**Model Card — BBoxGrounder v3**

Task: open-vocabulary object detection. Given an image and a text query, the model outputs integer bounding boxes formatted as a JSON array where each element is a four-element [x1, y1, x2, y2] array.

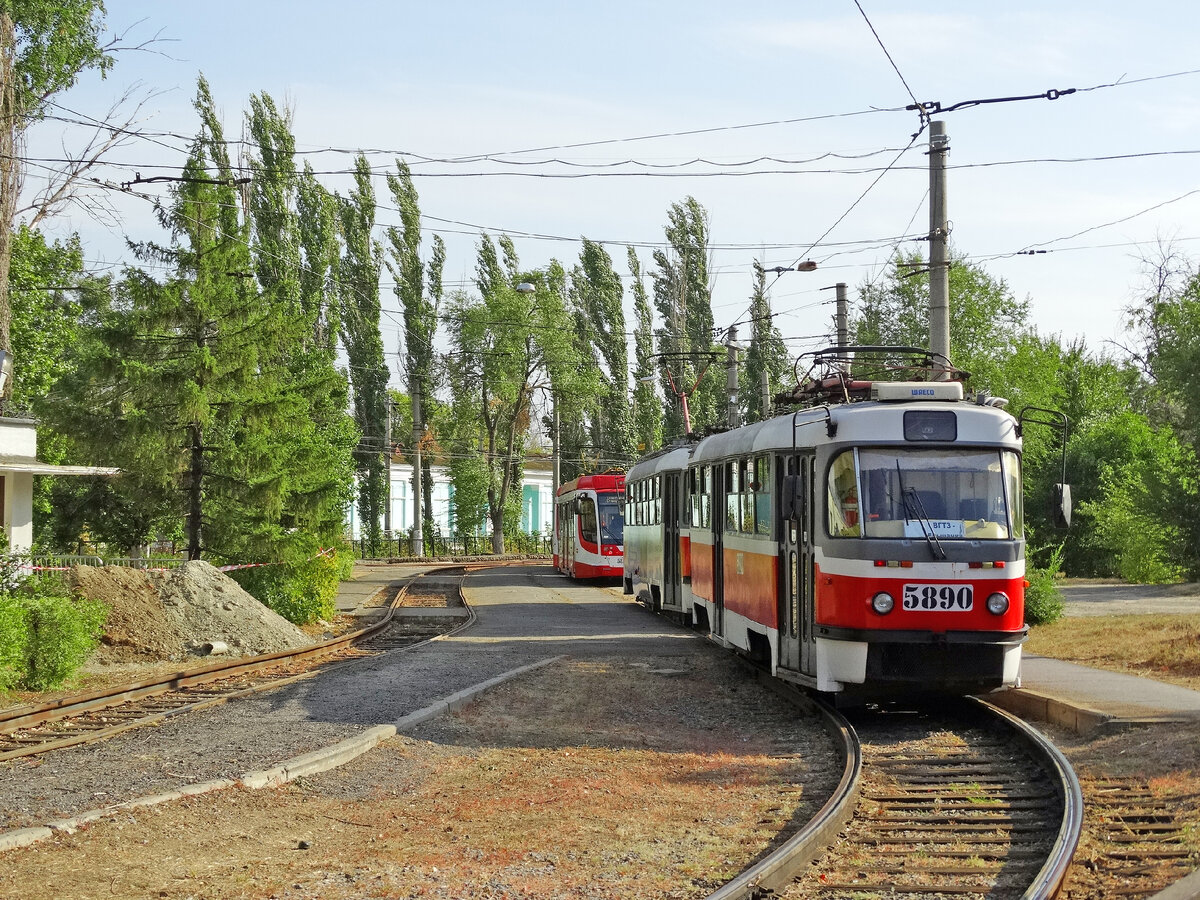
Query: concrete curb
[[986, 688, 1113, 735], [393, 655, 565, 731], [0, 655, 567, 853], [0, 827, 53, 852], [240, 725, 398, 790], [1148, 867, 1200, 900]]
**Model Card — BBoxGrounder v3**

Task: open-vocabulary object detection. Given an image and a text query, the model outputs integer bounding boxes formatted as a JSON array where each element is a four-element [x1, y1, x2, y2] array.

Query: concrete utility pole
[[834, 282, 849, 347], [383, 405, 392, 536], [725, 325, 741, 429], [412, 389, 424, 557], [552, 400, 560, 491], [928, 120, 951, 378]]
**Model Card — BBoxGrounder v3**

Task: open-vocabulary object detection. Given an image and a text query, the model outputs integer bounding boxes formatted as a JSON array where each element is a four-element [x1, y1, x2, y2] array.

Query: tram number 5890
[[902, 584, 974, 611]]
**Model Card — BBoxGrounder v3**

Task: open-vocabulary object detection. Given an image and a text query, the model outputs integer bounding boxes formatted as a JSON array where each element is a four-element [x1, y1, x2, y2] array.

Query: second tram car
[[625, 352, 1050, 699], [554, 473, 626, 579], [624, 444, 694, 617]]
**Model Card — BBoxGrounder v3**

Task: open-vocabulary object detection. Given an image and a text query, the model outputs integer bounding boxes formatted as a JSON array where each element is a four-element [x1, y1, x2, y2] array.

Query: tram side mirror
[[782, 474, 802, 520], [1053, 483, 1072, 529], [572, 498, 583, 515]]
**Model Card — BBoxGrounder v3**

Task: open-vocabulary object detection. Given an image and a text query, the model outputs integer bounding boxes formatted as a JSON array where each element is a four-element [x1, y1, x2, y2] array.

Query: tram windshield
[[828, 448, 1022, 540], [598, 494, 624, 545]]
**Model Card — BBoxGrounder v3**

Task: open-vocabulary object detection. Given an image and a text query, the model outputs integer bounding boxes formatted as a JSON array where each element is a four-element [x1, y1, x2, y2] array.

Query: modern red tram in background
[[553, 472, 626, 579], [625, 348, 1066, 699]]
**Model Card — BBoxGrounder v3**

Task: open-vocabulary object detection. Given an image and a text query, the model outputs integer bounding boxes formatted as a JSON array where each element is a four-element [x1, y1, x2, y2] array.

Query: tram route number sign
[[902, 583, 974, 611]]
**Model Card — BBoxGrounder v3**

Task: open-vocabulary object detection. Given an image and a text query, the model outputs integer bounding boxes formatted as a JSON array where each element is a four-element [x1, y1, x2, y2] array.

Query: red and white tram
[[624, 444, 694, 618], [553, 473, 626, 579], [626, 355, 1045, 698]]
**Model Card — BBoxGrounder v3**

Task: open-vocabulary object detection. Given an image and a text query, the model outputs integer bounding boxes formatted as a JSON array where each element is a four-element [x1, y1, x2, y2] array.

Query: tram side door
[[778, 453, 816, 673], [663, 473, 680, 608], [711, 461, 726, 638], [559, 501, 575, 573]]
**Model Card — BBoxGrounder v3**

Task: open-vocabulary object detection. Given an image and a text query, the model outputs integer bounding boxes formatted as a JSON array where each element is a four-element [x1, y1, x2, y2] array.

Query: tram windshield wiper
[[902, 485, 947, 561]]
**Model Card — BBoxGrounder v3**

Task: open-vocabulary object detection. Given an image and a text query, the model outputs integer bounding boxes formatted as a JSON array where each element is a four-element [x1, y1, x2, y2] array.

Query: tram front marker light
[[871, 592, 895, 615], [986, 592, 1010, 615]]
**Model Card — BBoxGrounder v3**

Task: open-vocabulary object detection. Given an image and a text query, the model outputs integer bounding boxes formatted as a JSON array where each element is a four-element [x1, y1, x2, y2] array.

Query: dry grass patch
[[1026, 614, 1200, 691]]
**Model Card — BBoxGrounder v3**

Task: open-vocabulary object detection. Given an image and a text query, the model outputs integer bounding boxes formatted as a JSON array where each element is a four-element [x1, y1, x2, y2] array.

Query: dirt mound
[[67, 565, 189, 662], [68, 561, 312, 663], [153, 561, 311, 657]]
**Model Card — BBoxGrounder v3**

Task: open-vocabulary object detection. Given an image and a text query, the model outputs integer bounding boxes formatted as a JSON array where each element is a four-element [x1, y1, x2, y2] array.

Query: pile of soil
[[67, 561, 312, 664]]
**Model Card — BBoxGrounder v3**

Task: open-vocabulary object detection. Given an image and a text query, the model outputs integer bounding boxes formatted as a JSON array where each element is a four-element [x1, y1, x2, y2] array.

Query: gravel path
[[0, 565, 697, 832]]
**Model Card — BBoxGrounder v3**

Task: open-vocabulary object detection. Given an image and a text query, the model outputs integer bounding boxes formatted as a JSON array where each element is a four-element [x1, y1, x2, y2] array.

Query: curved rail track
[[0, 564, 480, 762], [709, 691, 1083, 900]]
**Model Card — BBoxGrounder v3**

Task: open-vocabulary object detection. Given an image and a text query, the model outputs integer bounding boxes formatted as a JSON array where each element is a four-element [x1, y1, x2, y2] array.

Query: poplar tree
[[742, 261, 791, 422], [628, 246, 662, 453], [385, 160, 445, 537], [570, 238, 632, 468], [337, 154, 388, 555], [653, 197, 718, 438]]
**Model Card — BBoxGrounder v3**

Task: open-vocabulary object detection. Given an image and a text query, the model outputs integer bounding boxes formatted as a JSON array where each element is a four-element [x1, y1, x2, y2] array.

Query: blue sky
[[25, 2, 1200, 384]]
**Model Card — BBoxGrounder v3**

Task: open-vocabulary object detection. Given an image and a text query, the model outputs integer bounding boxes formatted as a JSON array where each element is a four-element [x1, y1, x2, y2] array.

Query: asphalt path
[[0, 565, 698, 833]]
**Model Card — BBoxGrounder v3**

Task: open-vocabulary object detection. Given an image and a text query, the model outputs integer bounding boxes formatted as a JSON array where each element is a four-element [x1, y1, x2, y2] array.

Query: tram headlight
[[871, 592, 895, 615], [986, 592, 1010, 615]]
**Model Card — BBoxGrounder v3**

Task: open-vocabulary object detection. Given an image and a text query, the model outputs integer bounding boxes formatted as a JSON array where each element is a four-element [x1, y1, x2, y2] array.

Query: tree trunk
[[187, 422, 204, 560], [490, 507, 505, 554], [0, 14, 19, 377]]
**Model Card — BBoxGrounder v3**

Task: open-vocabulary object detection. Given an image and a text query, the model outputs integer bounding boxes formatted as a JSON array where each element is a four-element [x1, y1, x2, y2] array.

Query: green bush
[[0, 571, 108, 692], [1024, 543, 1066, 626], [0, 596, 26, 693], [229, 544, 353, 626]]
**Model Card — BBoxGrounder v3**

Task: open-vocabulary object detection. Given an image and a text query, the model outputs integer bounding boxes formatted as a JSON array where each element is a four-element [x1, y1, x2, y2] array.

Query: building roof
[[0, 455, 119, 476]]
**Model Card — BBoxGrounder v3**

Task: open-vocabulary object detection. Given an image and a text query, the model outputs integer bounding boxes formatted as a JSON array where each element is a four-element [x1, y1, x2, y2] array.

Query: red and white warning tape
[[18, 546, 337, 575]]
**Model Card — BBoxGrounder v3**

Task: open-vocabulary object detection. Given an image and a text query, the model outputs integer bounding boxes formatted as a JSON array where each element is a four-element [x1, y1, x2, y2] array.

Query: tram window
[[725, 461, 737, 531], [1003, 450, 1023, 538], [827, 451, 861, 537], [838, 447, 1019, 540], [754, 456, 771, 535], [599, 496, 623, 544], [741, 491, 755, 535], [578, 496, 599, 544]]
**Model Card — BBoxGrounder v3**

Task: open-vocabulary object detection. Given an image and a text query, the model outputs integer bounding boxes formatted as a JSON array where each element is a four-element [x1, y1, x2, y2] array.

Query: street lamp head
[[637, 374, 656, 384], [515, 282, 536, 294]]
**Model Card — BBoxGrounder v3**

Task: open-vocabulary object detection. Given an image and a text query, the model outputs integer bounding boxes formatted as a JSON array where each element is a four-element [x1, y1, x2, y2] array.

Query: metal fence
[[23, 555, 187, 571], [350, 533, 552, 560]]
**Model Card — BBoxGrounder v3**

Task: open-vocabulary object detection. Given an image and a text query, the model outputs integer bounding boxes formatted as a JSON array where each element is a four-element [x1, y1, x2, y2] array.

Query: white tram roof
[[626, 442, 693, 481], [690, 398, 1019, 465]]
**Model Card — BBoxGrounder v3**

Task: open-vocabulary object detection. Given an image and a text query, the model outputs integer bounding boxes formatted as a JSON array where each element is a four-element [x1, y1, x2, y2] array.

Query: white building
[[0, 416, 118, 554], [346, 456, 555, 541]]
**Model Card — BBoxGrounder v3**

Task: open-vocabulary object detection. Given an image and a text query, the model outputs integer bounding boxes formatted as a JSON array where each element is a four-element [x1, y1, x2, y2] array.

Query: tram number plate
[[902, 583, 974, 611]]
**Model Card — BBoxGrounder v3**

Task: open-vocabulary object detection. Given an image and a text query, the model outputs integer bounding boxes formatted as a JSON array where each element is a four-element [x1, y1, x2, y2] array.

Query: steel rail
[[0, 563, 492, 760], [705, 685, 862, 900], [973, 696, 1085, 899]]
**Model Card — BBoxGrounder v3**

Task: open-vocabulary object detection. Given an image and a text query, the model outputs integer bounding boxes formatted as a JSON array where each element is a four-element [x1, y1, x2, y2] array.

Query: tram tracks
[[709, 693, 1083, 900], [1064, 775, 1199, 898], [0, 565, 475, 763]]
